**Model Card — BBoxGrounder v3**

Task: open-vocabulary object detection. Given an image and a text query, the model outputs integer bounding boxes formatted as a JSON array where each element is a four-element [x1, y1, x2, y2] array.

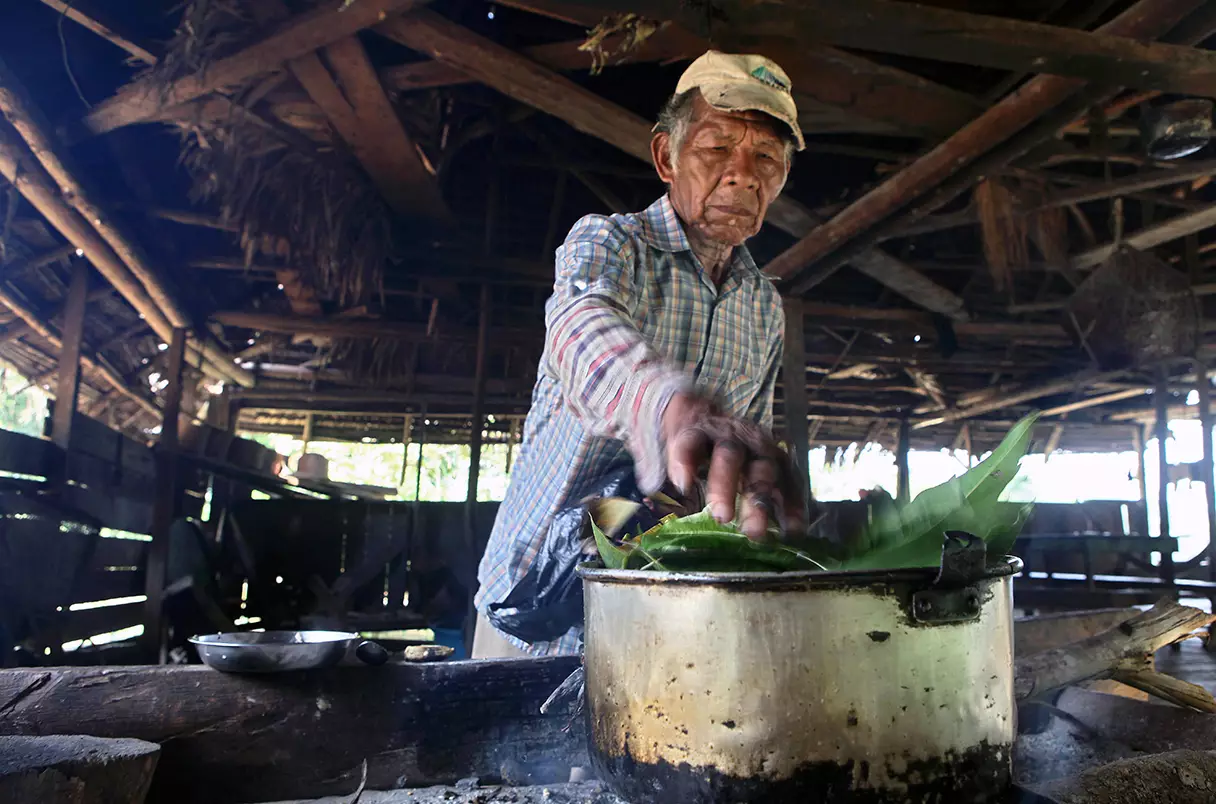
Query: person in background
[[474, 51, 808, 658]]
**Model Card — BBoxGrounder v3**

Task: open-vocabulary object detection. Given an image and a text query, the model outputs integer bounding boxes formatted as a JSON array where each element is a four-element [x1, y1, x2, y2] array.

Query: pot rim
[[577, 556, 1023, 588]]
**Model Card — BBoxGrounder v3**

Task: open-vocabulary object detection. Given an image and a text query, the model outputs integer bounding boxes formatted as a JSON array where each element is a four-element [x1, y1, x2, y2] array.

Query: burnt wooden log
[[0, 735, 159, 804], [0, 658, 585, 804]]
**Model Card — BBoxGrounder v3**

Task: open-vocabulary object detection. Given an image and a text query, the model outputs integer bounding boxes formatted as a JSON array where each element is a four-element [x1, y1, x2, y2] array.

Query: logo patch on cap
[[750, 65, 790, 93]]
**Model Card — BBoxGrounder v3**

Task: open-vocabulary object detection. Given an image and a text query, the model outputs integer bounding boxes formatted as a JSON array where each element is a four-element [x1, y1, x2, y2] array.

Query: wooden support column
[[301, 412, 315, 453], [1195, 361, 1216, 631], [51, 261, 89, 449], [896, 417, 911, 504], [466, 285, 491, 508], [398, 413, 414, 489], [1133, 424, 1150, 536], [781, 299, 809, 489], [505, 416, 521, 473], [1154, 370, 1176, 592], [144, 327, 186, 664]]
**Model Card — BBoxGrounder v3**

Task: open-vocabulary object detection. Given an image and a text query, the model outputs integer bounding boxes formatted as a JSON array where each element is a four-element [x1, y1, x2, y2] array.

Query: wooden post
[[301, 412, 315, 453], [414, 411, 427, 502], [1154, 369, 1176, 592], [466, 285, 490, 508], [398, 413, 414, 489], [51, 261, 89, 449], [1133, 424, 1150, 536], [144, 327, 186, 663], [781, 299, 810, 489], [896, 417, 912, 503], [505, 416, 521, 473], [1195, 360, 1216, 635]]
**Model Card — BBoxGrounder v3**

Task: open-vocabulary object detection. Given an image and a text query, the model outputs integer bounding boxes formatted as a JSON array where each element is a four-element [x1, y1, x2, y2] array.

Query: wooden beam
[[82, 0, 424, 136], [781, 299, 809, 484], [764, 0, 1204, 282], [386, 19, 981, 139], [375, 11, 967, 320], [731, 0, 1216, 96], [211, 310, 536, 344], [0, 61, 251, 387], [914, 369, 1128, 428], [1072, 202, 1216, 270], [50, 261, 89, 449], [0, 282, 159, 418], [383, 26, 700, 92], [36, 0, 159, 65], [244, 0, 447, 221], [0, 659, 584, 803], [1044, 160, 1216, 209], [0, 285, 112, 346], [466, 285, 490, 542], [1039, 387, 1151, 417]]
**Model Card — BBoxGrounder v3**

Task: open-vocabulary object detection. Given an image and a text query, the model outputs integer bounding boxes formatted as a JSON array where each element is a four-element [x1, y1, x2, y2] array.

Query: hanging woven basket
[[1066, 245, 1200, 370]]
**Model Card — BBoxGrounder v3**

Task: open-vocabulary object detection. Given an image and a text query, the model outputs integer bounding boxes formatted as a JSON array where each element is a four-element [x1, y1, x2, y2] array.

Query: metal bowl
[[189, 630, 385, 673]]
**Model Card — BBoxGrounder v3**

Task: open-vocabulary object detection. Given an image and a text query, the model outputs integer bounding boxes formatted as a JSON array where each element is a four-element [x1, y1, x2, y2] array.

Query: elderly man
[[474, 51, 807, 658]]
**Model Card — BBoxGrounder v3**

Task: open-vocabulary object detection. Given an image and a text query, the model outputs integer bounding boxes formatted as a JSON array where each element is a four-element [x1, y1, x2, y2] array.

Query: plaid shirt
[[475, 195, 785, 655]]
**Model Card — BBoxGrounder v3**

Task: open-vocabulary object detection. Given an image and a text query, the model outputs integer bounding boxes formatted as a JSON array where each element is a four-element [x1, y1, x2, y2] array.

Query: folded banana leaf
[[590, 413, 1039, 574]]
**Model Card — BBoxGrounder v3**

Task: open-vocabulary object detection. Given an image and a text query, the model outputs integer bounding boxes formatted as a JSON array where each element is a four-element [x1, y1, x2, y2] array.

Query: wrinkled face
[[652, 93, 790, 247]]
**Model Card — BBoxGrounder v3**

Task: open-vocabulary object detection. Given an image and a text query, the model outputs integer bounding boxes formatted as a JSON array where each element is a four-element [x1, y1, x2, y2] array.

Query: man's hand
[[661, 392, 807, 542]]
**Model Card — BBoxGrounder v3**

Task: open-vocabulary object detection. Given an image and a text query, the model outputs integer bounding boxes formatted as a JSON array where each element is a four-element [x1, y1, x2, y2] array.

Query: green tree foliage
[[0, 362, 49, 438]]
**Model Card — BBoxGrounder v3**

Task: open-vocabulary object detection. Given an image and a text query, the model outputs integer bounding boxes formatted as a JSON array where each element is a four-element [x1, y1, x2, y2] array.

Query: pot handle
[[934, 531, 987, 588], [354, 640, 390, 666], [912, 532, 986, 625]]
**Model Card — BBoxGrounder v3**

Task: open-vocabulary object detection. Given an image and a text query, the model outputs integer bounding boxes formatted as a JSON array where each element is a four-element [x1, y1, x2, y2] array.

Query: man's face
[[652, 93, 789, 247]]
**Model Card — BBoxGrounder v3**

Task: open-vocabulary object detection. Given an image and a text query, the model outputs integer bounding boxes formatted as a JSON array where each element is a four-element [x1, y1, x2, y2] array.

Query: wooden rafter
[[248, 0, 448, 222], [375, 11, 968, 320], [496, 0, 983, 139], [764, 0, 1204, 282], [1072, 203, 1216, 271], [36, 0, 159, 65], [542, 0, 1216, 96], [0, 282, 159, 418], [81, 0, 425, 136]]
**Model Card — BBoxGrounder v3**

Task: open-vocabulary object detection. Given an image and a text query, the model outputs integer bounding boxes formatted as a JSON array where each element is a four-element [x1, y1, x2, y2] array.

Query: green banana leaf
[[840, 412, 1038, 571], [588, 413, 1038, 574]]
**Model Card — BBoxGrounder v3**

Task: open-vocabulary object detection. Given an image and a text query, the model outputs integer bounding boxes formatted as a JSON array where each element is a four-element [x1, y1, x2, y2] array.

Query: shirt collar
[[640, 194, 761, 282]]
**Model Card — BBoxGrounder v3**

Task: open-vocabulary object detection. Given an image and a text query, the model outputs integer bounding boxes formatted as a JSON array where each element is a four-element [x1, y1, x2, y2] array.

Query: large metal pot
[[579, 536, 1020, 803]]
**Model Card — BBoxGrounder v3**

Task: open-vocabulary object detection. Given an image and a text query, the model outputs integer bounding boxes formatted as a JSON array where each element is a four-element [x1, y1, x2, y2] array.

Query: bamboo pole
[[0, 61, 251, 388]]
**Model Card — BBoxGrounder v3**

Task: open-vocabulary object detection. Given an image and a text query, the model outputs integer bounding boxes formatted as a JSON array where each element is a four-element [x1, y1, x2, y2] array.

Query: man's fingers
[[706, 439, 746, 524], [738, 457, 779, 541], [667, 427, 710, 495]]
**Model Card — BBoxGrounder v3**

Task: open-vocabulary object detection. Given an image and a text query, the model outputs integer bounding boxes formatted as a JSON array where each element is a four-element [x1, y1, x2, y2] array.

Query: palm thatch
[[152, 0, 396, 308], [975, 177, 1028, 292]]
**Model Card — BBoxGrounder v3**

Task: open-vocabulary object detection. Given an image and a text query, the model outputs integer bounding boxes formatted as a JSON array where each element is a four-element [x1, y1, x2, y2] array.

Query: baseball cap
[[669, 51, 805, 151]]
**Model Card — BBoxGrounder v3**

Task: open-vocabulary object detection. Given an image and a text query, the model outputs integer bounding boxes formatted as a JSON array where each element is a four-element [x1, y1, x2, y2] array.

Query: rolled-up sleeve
[[543, 216, 692, 493]]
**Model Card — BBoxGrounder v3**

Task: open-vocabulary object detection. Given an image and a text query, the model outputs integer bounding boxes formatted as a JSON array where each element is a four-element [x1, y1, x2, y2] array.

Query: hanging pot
[[579, 534, 1020, 803], [1140, 99, 1213, 161]]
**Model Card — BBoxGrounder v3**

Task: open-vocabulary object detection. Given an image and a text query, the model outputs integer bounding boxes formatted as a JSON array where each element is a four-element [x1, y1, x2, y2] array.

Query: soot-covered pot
[[579, 534, 1020, 803]]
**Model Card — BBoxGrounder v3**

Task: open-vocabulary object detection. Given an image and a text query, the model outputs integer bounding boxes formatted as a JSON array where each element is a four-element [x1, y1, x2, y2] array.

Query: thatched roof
[[2, 0, 1216, 452]]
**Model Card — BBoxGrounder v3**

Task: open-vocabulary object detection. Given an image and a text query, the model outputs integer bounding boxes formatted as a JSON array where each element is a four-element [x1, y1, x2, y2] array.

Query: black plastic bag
[[485, 463, 667, 645]]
